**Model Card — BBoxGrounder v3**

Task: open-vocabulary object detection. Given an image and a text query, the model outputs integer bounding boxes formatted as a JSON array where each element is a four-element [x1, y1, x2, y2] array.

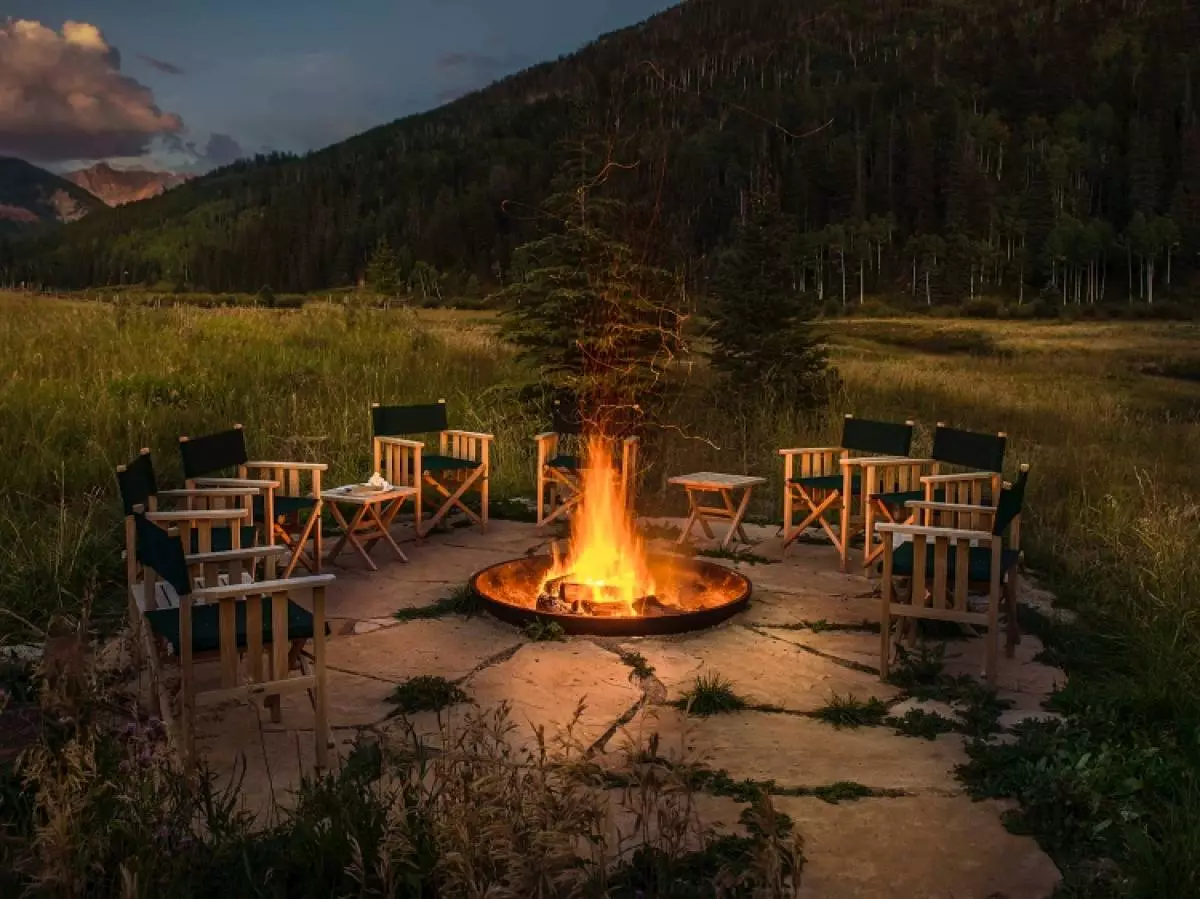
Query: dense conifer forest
[[6, 0, 1200, 309]]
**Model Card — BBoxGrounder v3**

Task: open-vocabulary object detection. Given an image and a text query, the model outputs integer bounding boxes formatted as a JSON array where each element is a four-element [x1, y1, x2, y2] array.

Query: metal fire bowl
[[470, 553, 752, 637]]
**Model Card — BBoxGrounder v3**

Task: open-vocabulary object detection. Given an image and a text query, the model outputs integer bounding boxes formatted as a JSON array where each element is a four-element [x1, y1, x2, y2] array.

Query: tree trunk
[[1146, 259, 1155, 304], [840, 250, 847, 307], [911, 257, 917, 295], [925, 269, 932, 305], [858, 260, 865, 304]]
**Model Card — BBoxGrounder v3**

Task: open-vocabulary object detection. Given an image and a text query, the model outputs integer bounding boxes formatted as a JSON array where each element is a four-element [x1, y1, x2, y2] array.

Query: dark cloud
[[200, 132, 244, 167], [139, 54, 185, 76], [0, 19, 183, 162]]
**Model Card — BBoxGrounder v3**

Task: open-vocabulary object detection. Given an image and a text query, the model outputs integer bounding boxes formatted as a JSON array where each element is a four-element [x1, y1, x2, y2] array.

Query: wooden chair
[[876, 464, 1029, 686], [178, 425, 326, 577], [128, 510, 333, 766], [780, 414, 914, 570], [534, 399, 638, 528], [865, 425, 1007, 569], [371, 400, 492, 536]]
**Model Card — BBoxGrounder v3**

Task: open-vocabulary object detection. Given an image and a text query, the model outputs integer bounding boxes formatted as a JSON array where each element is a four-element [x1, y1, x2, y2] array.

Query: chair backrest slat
[[932, 426, 1006, 473], [133, 514, 192, 597], [991, 466, 1030, 536], [117, 450, 157, 514], [372, 401, 448, 437], [841, 416, 912, 457], [180, 427, 248, 479]]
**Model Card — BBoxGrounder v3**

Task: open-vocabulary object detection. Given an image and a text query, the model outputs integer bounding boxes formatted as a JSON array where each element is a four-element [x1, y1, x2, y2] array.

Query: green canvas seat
[[420, 454, 483, 473], [144, 597, 328, 655], [189, 525, 258, 554], [252, 493, 320, 519], [888, 541, 1021, 582], [790, 474, 862, 493], [874, 487, 946, 508], [549, 454, 581, 471]]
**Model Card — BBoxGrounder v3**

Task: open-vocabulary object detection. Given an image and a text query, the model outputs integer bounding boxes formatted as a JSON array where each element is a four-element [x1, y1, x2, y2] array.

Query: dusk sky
[[1, 0, 676, 173]]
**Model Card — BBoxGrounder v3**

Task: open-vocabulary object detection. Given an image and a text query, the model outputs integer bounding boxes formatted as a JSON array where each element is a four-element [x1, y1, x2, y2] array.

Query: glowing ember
[[537, 435, 673, 615]]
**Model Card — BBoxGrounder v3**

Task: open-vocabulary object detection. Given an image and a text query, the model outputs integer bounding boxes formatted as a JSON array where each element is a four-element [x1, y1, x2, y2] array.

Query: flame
[[539, 435, 657, 614]]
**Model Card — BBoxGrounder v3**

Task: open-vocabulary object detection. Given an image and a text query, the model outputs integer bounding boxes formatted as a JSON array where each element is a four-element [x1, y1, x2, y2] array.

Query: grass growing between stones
[[682, 765, 905, 805], [523, 618, 567, 642], [392, 583, 481, 621], [692, 547, 779, 565], [617, 648, 656, 680], [810, 694, 889, 728], [886, 708, 958, 740], [387, 675, 470, 715], [885, 645, 1010, 739], [674, 672, 747, 716]]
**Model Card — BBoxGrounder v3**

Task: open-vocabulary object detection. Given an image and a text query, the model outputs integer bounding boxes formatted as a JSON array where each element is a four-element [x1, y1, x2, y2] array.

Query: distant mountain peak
[[0, 157, 102, 226], [65, 163, 192, 207]]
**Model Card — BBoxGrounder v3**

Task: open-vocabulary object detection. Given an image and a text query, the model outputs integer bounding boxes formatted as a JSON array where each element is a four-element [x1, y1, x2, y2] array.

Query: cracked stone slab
[[326, 615, 523, 683], [737, 587, 882, 628], [325, 572, 461, 620], [940, 633, 1067, 710], [775, 794, 1061, 898], [757, 627, 882, 672], [621, 625, 896, 713], [630, 707, 966, 794]]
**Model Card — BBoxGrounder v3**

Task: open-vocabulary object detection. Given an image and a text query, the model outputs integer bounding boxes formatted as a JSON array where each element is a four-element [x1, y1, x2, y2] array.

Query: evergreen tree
[[365, 237, 402, 297], [494, 138, 686, 437], [708, 195, 830, 407]]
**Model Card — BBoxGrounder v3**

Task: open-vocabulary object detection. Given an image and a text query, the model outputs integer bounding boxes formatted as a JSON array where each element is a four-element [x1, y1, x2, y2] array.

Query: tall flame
[[540, 435, 656, 614]]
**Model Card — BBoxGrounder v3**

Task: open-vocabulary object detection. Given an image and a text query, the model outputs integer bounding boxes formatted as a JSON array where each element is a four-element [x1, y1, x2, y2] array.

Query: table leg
[[677, 488, 700, 545], [722, 486, 756, 550], [366, 502, 408, 562], [323, 503, 353, 562]]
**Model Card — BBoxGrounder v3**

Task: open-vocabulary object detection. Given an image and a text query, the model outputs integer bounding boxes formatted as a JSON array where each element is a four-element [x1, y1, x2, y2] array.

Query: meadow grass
[[2, 294, 1200, 892]]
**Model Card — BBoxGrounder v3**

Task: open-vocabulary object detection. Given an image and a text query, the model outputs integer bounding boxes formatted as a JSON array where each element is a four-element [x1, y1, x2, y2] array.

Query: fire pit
[[471, 552, 751, 636], [471, 434, 752, 636]]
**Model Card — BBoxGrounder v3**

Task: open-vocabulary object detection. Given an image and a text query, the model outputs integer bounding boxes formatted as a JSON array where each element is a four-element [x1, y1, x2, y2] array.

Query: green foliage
[[886, 708, 958, 740], [364, 236, 402, 297], [709, 195, 831, 405], [885, 645, 1011, 739], [522, 618, 567, 642], [811, 694, 889, 729], [616, 648, 655, 680], [675, 672, 747, 717], [387, 675, 470, 715], [392, 583, 480, 621]]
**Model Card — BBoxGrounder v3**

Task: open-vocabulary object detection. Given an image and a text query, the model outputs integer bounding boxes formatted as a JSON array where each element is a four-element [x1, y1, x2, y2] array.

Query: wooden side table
[[321, 484, 418, 571], [669, 472, 768, 550]]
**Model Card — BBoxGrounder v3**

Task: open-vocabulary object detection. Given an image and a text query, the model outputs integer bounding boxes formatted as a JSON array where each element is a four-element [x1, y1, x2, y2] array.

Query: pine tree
[[708, 194, 830, 407], [365, 237, 402, 298], [494, 137, 686, 437]]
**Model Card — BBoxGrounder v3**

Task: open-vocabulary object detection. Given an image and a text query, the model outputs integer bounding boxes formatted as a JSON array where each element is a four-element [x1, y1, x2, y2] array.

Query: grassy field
[[2, 293, 1200, 893]]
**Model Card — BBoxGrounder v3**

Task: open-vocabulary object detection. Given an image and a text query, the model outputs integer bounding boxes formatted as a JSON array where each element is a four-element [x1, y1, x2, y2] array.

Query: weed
[[387, 675, 470, 715], [617, 648, 656, 680], [886, 708, 958, 740], [695, 547, 779, 565], [393, 583, 480, 621], [674, 672, 747, 717], [811, 694, 889, 728], [523, 618, 566, 642]]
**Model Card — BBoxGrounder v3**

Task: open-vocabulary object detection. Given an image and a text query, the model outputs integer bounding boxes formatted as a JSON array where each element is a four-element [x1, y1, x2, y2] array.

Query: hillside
[[0, 158, 102, 227], [12, 0, 1200, 307], [65, 163, 192, 208]]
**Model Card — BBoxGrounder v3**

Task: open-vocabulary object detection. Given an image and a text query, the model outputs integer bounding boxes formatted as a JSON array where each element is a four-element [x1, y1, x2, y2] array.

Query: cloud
[[0, 19, 183, 162], [139, 54, 185, 76], [198, 132, 244, 168]]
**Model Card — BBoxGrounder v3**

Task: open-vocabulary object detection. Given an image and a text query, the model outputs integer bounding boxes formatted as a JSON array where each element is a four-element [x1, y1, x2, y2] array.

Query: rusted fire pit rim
[[470, 553, 752, 637]]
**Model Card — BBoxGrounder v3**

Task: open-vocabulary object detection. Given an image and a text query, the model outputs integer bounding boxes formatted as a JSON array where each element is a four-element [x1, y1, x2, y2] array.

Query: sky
[[0, 0, 676, 173]]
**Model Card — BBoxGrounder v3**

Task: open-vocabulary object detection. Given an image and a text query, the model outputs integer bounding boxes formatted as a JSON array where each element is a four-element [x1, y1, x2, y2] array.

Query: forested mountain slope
[[10, 0, 1200, 307]]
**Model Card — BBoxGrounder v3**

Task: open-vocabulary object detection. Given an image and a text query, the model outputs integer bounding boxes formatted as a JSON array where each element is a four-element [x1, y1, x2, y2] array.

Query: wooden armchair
[[876, 464, 1029, 686], [128, 511, 333, 766], [534, 399, 638, 528], [863, 425, 1006, 571], [371, 399, 492, 536], [780, 414, 915, 571], [178, 424, 326, 577]]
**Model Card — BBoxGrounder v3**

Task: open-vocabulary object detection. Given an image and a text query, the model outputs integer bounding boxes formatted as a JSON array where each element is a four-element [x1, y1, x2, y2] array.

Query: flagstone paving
[[187, 517, 1065, 898]]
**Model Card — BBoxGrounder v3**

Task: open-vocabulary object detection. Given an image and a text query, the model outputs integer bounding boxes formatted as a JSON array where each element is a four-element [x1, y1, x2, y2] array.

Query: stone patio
[[190, 518, 1065, 898]]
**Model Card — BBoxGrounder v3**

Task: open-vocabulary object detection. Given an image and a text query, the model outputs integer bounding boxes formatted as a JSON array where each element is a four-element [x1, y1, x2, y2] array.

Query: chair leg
[[1004, 572, 1020, 657]]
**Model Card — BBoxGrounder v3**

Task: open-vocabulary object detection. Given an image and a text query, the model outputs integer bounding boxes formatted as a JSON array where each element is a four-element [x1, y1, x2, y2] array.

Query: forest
[[5, 0, 1200, 310]]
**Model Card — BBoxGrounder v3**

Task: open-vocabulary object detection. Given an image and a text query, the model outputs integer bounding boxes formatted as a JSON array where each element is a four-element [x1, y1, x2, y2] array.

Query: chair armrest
[[157, 488, 256, 499], [443, 430, 494, 442], [192, 573, 336, 602], [374, 436, 423, 449], [193, 477, 281, 489], [145, 509, 250, 522], [186, 546, 288, 565], [779, 446, 842, 456], [846, 455, 930, 466], [245, 461, 329, 471], [875, 522, 995, 543], [905, 500, 997, 514], [920, 472, 995, 485]]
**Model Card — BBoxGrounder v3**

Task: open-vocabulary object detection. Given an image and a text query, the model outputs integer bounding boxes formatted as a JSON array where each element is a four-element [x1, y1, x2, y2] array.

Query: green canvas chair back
[[133, 512, 192, 598], [117, 450, 158, 515], [931, 425, 1006, 473], [551, 397, 583, 437], [840, 415, 912, 457], [992, 465, 1029, 538], [372, 400, 449, 438], [180, 426, 248, 479]]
